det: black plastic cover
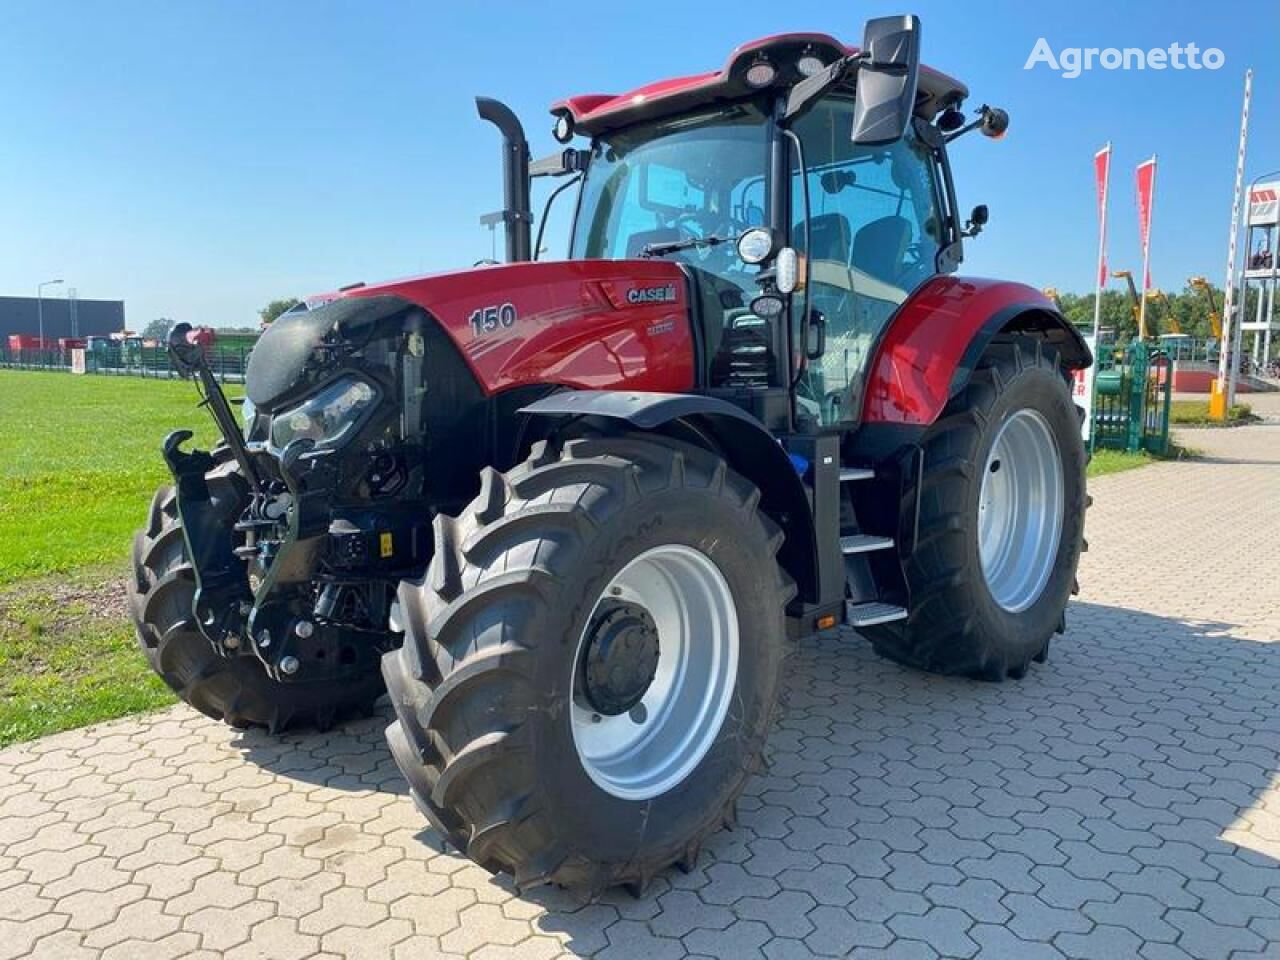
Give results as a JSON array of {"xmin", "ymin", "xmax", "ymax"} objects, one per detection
[{"xmin": 245, "ymin": 296, "xmax": 406, "ymax": 410}]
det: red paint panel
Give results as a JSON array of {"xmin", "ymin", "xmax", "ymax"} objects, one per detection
[
  {"xmin": 551, "ymin": 33, "xmax": 967, "ymax": 135},
  {"xmin": 344, "ymin": 261, "xmax": 695, "ymax": 396},
  {"xmin": 863, "ymin": 276, "xmax": 1057, "ymax": 425}
]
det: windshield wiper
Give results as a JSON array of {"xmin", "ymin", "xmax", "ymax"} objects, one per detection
[{"xmin": 640, "ymin": 234, "xmax": 731, "ymax": 258}]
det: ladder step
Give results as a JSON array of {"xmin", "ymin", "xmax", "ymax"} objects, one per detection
[
  {"xmin": 840, "ymin": 534, "xmax": 894, "ymax": 555},
  {"xmin": 846, "ymin": 601, "xmax": 908, "ymax": 627},
  {"xmin": 840, "ymin": 467, "xmax": 874, "ymax": 482}
]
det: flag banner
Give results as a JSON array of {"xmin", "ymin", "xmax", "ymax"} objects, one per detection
[
  {"xmin": 1137, "ymin": 156, "xmax": 1157, "ymax": 291},
  {"xmin": 1094, "ymin": 145, "xmax": 1111, "ymax": 287}
]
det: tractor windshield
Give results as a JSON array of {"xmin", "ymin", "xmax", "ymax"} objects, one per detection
[
  {"xmin": 572, "ymin": 103, "xmax": 772, "ymax": 379},
  {"xmin": 571, "ymin": 103, "xmax": 770, "ymax": 269}
]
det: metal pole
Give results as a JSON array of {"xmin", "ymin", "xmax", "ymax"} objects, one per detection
[
  {"xmin": 36, "ymin": 279, "xmax": 64, "ymax": 369},
  {"xmin": 1218, "ymin": 71, "xmax": 1253, "ymax": 413}
]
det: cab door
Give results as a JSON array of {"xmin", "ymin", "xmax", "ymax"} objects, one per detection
[{"xmin": 791, "ymin": 98, "xmax": 947, "ymax": 427}]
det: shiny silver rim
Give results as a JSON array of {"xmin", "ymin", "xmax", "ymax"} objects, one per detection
[
  {"xmin": 571, "ymin": 545, "xmax": 739, "ymax": 801},
  {"xmin": 978, "ymin": 409, "xmax": 1064, "ymax": 613}
]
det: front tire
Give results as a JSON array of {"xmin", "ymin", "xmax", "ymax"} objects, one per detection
[
  {"xmin": 127, "ymin": 463, "xmax": 384, "ymax": 732},
  {"xmin": 383, "ymin": 433, "xmax": 793, "ymax": 892},
  {"xmin": 865, "ymin": 336, "xmax": 1086, "ymax": 679}
]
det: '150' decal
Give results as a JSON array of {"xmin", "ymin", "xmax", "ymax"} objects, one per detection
[{"xmin": 469, "ymin": 302, "xmax": 517, "ymax": 337}]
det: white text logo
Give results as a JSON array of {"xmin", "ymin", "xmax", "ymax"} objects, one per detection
[{"xmin": 1025, "ymin": 38, "xmax": 1224, "ymax": 79}]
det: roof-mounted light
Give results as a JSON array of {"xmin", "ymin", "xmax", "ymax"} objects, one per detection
[
  {"xmin": 744, "ymin": 58, "xmax": 777, "ymax": 88},
  {"xmin": 797, "ymin": 51, "xmax": 826, "ymax": 77},
  {"xmin": 553, "ymin": 112, "xmax": 575, "ymax": 144}
]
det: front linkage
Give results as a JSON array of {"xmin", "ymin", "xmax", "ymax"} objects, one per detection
[{"xmin": 162, "ymin": 324, "xmax": 397, "ymax": 686}]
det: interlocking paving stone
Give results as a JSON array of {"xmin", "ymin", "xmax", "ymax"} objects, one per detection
[{"xmin": 3, "ymin": 413, "xmax": 1280, "ymax": 958}]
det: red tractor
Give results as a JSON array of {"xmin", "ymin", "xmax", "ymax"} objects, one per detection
[{"xmin": 129, "ymin": 15, "xmax": 1089, "ymax": 894}]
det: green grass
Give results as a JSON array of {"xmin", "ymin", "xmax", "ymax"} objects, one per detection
[
  {"xmin": 1088, "ymin": 449, "xmax": 1157, "ymax": 477},
  {"xmin": 0, "ymin": 370, "xmax": 208, "ymax": 744},
  {"xmin": 1169, "ymin": 400, "xmax": 1257, "ymax": 426},
  {"xmin": 0, "ymin": 567, "xmax": 174, "ymax": 747},
  {"xmin": 0, "ymin": 370, "xmax": 216, "ymax": 584},
  {"xmin": 1087, "ymin": 440, "xmax": 1200, "ymax": 478}
]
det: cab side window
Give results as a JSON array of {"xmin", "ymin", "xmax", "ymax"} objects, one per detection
[{"xmin": 792, "ymin": 98, "xmax": 944, "ymax": 424}]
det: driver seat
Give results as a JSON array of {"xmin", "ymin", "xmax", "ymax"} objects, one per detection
[{"xmin": 851, "ymin": 215, "xmax": 911, "ymax": 288}]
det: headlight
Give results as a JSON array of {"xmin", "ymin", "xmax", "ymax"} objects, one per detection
[{"xmin": 269, "ymin": 377, "xmax": 377, "ymax": 453}]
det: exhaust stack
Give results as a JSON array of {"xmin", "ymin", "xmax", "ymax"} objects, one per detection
[{"xmin": 476, "ymin": 97, "xmax": 532, "ymax": 263}]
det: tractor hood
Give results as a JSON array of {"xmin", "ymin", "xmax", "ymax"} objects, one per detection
[{"xmin": 327, "ymin": 260, "xmax": 699, "ymax": 397}]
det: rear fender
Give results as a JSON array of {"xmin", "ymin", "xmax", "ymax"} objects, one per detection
[
  {"xmin": 519, "ymin": 391, "xmax": 819, "ymax": 603},
  {"xmin": 862, "ymin": 276, "xmax": 1092, "ymax": 425}
]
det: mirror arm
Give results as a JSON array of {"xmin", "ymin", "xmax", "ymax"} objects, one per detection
[
  {"xmin": 784, "ymin": 55, "xmax": 858, "ymax": 123},
  {"xmin": 533, "ymin": 174, "xmax": 582, "ymax": 261},
  {"xmin": 530, "ymin": 148, "xmax": 590, "ymax": 178}
]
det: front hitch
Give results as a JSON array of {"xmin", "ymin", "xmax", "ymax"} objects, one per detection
[
  {"xmin": 162, "ymin": 430, "xmax": 254, "ymax": 652},
  {"xmin": 167, "ymin": 322, "xmax": 262, "ymax": 496}
]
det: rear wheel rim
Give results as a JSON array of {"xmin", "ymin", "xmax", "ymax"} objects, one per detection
[
  {"xmin": 571, "ymin": 545, "xmax": 739, "ymax": 801},
  {"xmin": 978, "ymin": 408, "xmax": 1064, "ymax": 613}
]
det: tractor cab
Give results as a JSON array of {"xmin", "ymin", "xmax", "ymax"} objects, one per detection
[{"xmin": 501, "ymin": 27, "xmax": 985, "ymax": 433}]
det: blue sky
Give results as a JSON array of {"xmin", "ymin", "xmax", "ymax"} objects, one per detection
[{"xmin": 0, "ymin": 1, "xmax": 1275, "ymax": 329}]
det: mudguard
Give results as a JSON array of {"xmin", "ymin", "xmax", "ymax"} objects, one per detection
[
  {"xmin": 520, "ymin": 390, "xmax": 820, "ymax": 604},
  {"xmin": 862, "ymin": 276, "xmax": 1092, "ymax": 425}
]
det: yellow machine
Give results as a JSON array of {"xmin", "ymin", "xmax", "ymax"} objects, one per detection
[
  {"xmin": 1148, "ymin": 290, "xmax": 1180, "ymax": 335},
  {"xmin": 1188, "ymin": 276, "xmax": 1224, "ymax": 339},
  {"xmin": 1111, "ymin": 270, "xmax": 1149, "ymax": 338},
  {"xmin": 1189, "ymin": 276, "xmax": 1228, "ymax": 420}
]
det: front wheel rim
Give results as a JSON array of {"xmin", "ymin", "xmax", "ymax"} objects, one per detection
[
  {"xmin": 978, "ymin": 408, "xmax": 1065, "ymax": 613},
  {"xmin": 571, "ymin": 545, "xmax": 740, "ymax": 801}
]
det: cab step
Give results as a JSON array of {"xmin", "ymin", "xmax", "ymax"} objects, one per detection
[
  {"xmin": 845, "ymin": 601, "xmax": 908, "ymax": 627},
  {"xmin": 839, "ymin": 467, "xmax": 875, "ymax": 482},
  {"xmin": 840, "ymin": 534, "xmax": 895, "ymax": 555}
]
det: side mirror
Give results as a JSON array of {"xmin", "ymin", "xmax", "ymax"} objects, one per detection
[
  {"xmin": 964, "ymin": 204, "xmax": 989, "ymax": 238},
  {"xmin": 980, "ymin": 107, "xmax": 1009, "ymax": 139},
  {"xmin": 850, "ymin": 14, "xmax": 922, "ymax": 146}
]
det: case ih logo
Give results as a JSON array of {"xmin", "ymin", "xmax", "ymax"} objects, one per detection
[{"xmin": 627, "ymin": 284, "xmax": 677, "ymax": 305}]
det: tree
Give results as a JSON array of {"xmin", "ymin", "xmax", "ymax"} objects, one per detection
[
  {"xmin": 141, "ymin": 317, "xmax": 173, "ymax": 339},
  {"xmin": 258, "ymin": 298, "xmax": 301, "ymax": 325}
]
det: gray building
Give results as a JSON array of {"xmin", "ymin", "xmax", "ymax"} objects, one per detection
[{"xmin": 0, "ymin": 295, "xmax": 126, "ymax": 339}]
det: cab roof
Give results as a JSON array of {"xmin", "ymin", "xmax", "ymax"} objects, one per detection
[{"xmin": 550, "ymin": 32, "xmax": 968, "ymax": 137}]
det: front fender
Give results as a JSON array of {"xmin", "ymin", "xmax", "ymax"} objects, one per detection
[
  {"xmin": 862, "ymin": 276, "xmax": 1092, "ymax": 425},
  {"xmin": 520, "ymin": 390, "xmax": 819, "ymax": 604}
]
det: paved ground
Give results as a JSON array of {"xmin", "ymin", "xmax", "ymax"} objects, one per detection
[{"xmin": 3, "ymin": 416, "xmax": 1279, "ymax": 960}]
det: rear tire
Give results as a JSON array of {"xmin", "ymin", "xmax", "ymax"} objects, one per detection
[
  {"xmin": 127, "ymin": 461, "xmax": 384, "ymax": 732},
  {"xmin": 383, "ymin": 433, "xmax": 794, "ymax": 893},
  {"xmin": 865, "ymin": 336, "xmax": 1086, "ymax": 679}
]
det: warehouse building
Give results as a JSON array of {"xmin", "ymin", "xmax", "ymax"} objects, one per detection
[{"xmin": 0, "ymin": 295, "xmax": 126, "ymax": 339}]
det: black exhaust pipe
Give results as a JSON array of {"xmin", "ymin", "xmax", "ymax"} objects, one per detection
[{"xmin": 476, "ymin": 97, "xmax": 532, "ymax": 263}]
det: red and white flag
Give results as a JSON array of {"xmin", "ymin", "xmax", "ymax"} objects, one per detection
[
  {"xmin": 1093, "ymin": 144, "xmax": 1111, "ymax": 288},
  {"xmin": 1136, "ymin": 156, "xmax": 1158, "ymax": 291}
]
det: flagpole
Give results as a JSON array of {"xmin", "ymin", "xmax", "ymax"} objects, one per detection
[
  {"xmin": 1092, "ymin": 143, "xmax": 1111, "ymax": 343},
  {"xmin": 1138, "ymin": 155, "xmax": 1156, "ymax": 341}
]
